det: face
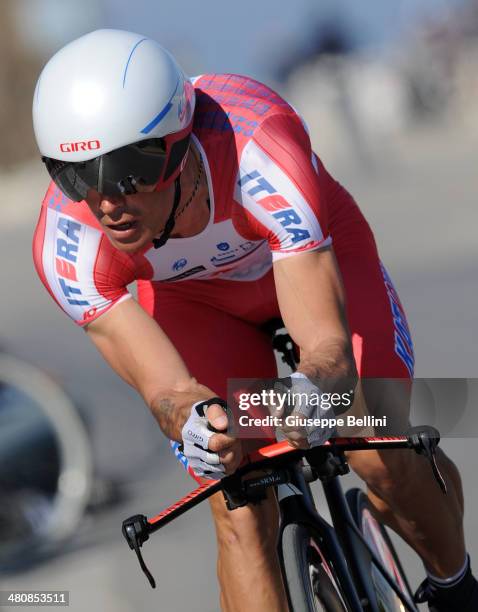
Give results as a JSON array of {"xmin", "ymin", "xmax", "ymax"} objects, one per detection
[{"xmin": 85, "ymin": 183, "xmax": 174, "ymax": 253}]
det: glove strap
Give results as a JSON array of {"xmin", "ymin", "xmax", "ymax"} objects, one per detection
[{"xmin": 192, "ymin": 397, "xmax": 228, "ymax": 418}]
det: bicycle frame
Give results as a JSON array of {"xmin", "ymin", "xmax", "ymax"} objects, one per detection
[
  {"xmin": 275, "ymin": 459, "xmax": 363, "ymax": 611},
  {"xmin": 122, "ymin": 429, "xmax": 445, "ymax": 611},
  {"xmin": 275, "ymin": 457, "xmax": 417, "ymax": 611}
]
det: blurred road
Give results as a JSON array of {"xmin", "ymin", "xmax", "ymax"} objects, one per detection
[{"xmin": 0, "ymin": 120, "xmax": 477, "ymax": 611}]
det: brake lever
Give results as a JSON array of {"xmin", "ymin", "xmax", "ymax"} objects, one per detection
[
  {"xmin": 122, "ymin": 514, "xmax": 156, "ymax": 588},
  {"xmin": 272, "ymin": 333, "xmax": 298, "ymax": 370},
  {"xmin": 408, "ymin": 426, "xmax": 447, "ymax": 494}
]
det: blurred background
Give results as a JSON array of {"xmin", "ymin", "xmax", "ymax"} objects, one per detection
[{"xmin": 0, "ymin": 0, "xmax": 477, "ymax": 610}]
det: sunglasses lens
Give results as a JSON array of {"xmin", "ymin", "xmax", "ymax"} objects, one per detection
[{"xmin": 43, "ymin": 138, "xmax": 168, "ymax": 200}]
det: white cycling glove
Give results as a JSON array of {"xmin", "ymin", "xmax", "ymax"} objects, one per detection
[
  {"xmin": 180, "ymin": 397, "xmax": 229, "ymax": 480},
  {"xmin": 274, "ymin": 372, "xmax": 336, "ymax": 447}
]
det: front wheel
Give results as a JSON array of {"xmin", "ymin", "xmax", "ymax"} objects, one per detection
[
  {"xmin": 346, "ymin": 488, "xmax": 415, "ymax": 611},
  {"xmin": 281, "ymin": 523, "xmax": 348, "ymax": 612}
]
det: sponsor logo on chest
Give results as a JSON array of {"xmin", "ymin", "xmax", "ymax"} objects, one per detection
[{"xmin": 210, "ymin": 240, "xmax": 261, "ymax": 267}]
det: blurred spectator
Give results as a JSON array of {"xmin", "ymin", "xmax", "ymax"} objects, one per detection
[
  {"xmin": 402, "ymin": 0, "xmax": 478, "ymax": 123},
  {"xmin": 273, "ymin": 18, "xmax": 355, "ymax": 83}
]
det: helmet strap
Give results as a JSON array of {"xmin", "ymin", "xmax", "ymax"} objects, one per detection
[
  {"xmin": 98, "ymin": 155, "xmax": 105, "ymax": 193},
  {"xmin": 152, "ymin": 177, "xmax": 181, "ymax": 249}
]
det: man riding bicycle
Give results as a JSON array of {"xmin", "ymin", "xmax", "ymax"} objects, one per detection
[{"xmin": 32, "ymin": 29, "xmax": 477, "ymax": 611}]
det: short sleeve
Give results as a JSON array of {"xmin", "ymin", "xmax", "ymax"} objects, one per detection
[
  {"xmin": 32, "ymin": 193, "xmax": 136, "ymax": 326},
  {"xmin": 233, "ymin": 112, "xmax": 331, "ymax": 260}
]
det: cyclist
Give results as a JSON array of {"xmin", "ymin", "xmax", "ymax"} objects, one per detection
[{"xmin": 32, "ymin": 29, "xmax": 477, "ymax": 611}]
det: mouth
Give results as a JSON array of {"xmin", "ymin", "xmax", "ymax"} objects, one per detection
[{"xmin": 105, "ymin": 220, "xmax": 139, "ymax": 241}]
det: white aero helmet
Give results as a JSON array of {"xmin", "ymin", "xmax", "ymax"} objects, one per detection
[{"xmin": 33, "ymin": 29, "xmax": 195, "ymax": 201}]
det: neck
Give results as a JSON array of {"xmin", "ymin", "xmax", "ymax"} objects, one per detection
[{"xmin": 170, "ymin": 143, "xmax": 210, "ymax": 238}]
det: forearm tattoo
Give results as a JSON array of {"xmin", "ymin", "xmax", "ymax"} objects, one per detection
[{"xmin": 153, "ymin": 397, "xmax": 186, "ymax": 441}]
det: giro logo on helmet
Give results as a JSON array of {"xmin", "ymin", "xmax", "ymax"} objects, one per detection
[{"xmin": 60, "ymin": 140, "xmax": 101, "ymax": 153}]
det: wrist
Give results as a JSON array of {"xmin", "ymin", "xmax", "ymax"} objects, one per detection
[
  {"xmin": 291, "ymin": 371, "xmax": 310, "ymax": 381},
  {"xmin": 291, "ymin": 371, "xmax": 322, "ymax": 394}
]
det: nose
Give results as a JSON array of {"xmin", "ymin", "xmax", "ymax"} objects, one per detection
[{"xmin": 98, "ymin": 194, "xmax": 125, "ymax": 219}]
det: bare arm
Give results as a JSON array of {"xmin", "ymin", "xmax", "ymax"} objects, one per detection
[
  {"xmin": 84, "ymin": 298, "xmax": 215, "ymax": 441},
  {"xmin": 273, "ymin": 247, "xmax": 376, "ymax": 443},
  {"xmin": 273, "ymin": 246, "xmax": 357, "ymax": 391}
]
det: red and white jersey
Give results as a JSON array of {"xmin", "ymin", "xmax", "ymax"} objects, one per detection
[{"xmin": 33, "ymin": 74, "xmax": 371, "ymax": 327}]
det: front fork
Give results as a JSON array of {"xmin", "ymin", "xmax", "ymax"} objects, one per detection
[{"xmin": 277, "ymin": 462, "xmax": 364, "ymax": 612}]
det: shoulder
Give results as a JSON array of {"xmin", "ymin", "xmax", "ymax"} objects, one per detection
[
  {"xmin": 188, "ymin": 76, "xmax": 331, "ymax": 255},
  {"xmin": 231, "ymin": 107, "xmax": 332, "ymax": 257},
  {"xmin": 39, "ymin": 181, "xmax": 103, "ymax": 227},
  {"xmin": 191, "ymin": 73, "xmax": 297, "ymax": 136},
  {"xmin": 33, "ymin": 182, "xmax": 149, "ymax": 326},
  {"xmin": 191, "ymin": 74, "xmax": 315, "ymax": 213},
  {"xmin": 191, "ymin": 73, "xmax": 320, "ymax": 170}
]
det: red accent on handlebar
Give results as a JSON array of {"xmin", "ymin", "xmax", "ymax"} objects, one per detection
[
  {"xmin": 147, "ymin": 480, "xmax": 218, "ymax": 526},
  {"xmin": 146, "ymin": 436, "xmax": 410, "ymax": 529},
  {"xmin": 245, "ymin": 440, "xmax": 295, "ymax": 462},
  {"xmin": 245, "ymin": 436, "xmax": 409, "ymax": 464}
]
